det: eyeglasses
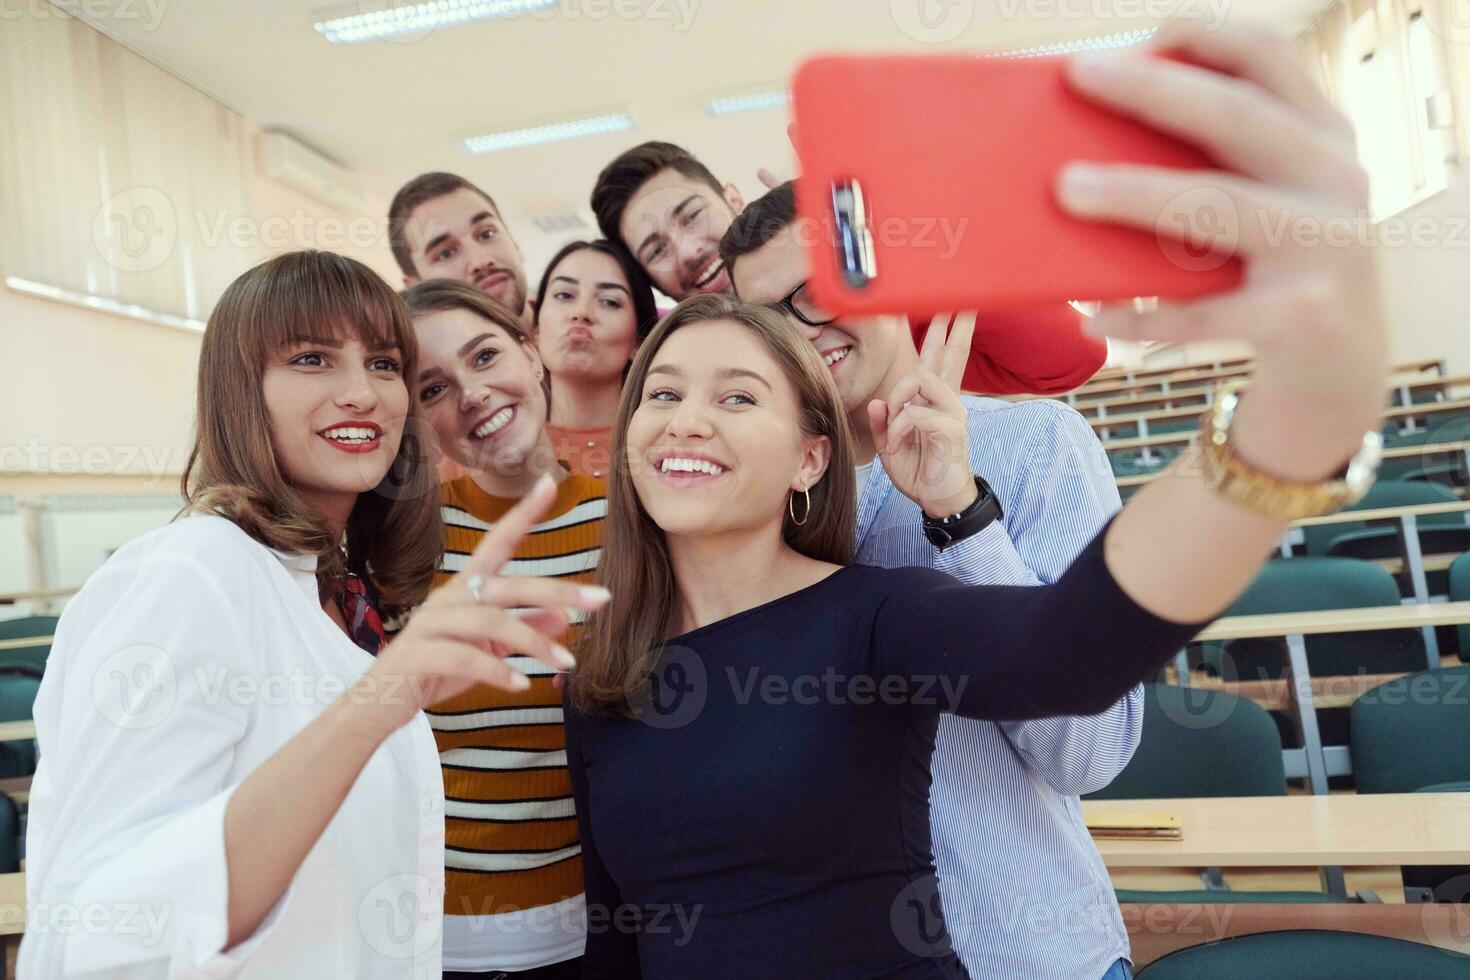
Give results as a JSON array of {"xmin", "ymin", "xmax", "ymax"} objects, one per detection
[{"xmin": 769, "ymin": 281, "xmax": 836, "ymax": 328}]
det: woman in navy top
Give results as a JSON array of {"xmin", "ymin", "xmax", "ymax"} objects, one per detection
[{"xmin": 564, "ymin": 26, "xmax": 1387, "ymax": 977}]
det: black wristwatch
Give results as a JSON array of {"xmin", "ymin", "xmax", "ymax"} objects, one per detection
[{"xmin": 922, "ymin": 475, "xmax": 1003, "ymax": 550}]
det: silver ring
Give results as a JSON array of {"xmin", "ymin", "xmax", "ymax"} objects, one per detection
[{"xmin": 466, "ymin": 574, "xmax": 486, "ymax": 603}]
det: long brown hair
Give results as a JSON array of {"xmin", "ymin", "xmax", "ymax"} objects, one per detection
[
  {"xmin": 182, "ymin": 250, "xmax": 442, "ymax": 620},
  {"xmin": 570, "ymin": 294, "xmax": 856, "ymax": 716}
]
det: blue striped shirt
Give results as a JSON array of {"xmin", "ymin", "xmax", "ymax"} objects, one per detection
[{"xmin": 855, "ymin": 394, "xmax": 1140, "ymax": 980}]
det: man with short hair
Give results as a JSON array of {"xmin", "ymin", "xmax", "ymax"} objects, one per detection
[
  {"xmin": 388, "ymin": 171, "xmax": 532, "ymax": 328},
  {"xmin": 591, "ymin": 140, "xmax": 742, "ymax": 301},
  {"xmin": 592, "ymin": 139, "xmax": 1108, "ymax": 396},
  {"xmin": 721, "ymin": 180, "xmax": 1139, "ymax": 980}
]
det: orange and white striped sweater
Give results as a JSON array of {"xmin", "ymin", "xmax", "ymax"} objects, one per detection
[{"xmin": 430, "ymin": 471, "xmax": 606, "ymax": 970}]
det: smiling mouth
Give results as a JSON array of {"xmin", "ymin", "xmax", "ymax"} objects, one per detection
[
  {"xmin": 821, "ymin": 346, "xmax": 852, "ymax": 369},
  {"xmin": 319, "ymin": 424, "xmax": 383, "ymax": 453},
  {"xmin": 471, "ymin": 406, "xmax": 515, "ymax": 441},
  {"xmin": 656, "ymin": 455, "xmax": 728, "ymax": 486},
  {"xmin": 689, "ymin": 257, "xmax": 725, "ymax": 291}
]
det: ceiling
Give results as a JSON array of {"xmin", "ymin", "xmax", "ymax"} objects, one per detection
[{"xmin": 79, "ymin": 0, "xmax": 1336, "ymax": 270}]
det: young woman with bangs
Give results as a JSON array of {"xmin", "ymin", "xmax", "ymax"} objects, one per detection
[
  {"xmin": 531, "ymin": 240, "xmax": 659, "ymax": 480},
  {"xmin": 404, "ymin": 278, "xmax": 612, "ymax": 979},
  {"xmin": 21, "ymin": 250, "xmax": 608, "ymax": 978}
]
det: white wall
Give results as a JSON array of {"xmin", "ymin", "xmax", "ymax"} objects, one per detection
[{"xmin": 1377, "ymin": 166, "xmax": 1470, "ymax": 377}]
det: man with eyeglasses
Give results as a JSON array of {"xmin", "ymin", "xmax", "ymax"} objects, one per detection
[
  {"xmin": 721, "ymin": 180, "xmax": 1139, "ymax": 980},
  {"xmin": 589, "ymin": 139, "xmax": 1107, "ymax": 396}
]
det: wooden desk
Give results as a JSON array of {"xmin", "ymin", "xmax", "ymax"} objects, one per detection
[
  {"xmin": 1070, "ymin": 384, "xmax": 1217, "ymax": 417},
  {"xmin": 1073, "ymin": 383, "xmax": 1218, "ymax": 415},
  {"xmin": 1088, "ymin": 355, "xmax": 1255, "ymax": 385},
  {"xmin": 1391, "ymin": 372, "xmax": 1470, "ymax": 401},
  {"xmin": 1072, "ymin": 357, "xmax": 1440, "ymax": 399},
  {"xmin": 1086, "ymin": 793, "xmax": 1470, "ymax": 868},
  {"xmin": 0, "ymin": 588, "xmax": 75, "ymax": 606},
  {"xmin": 1291, "ymin": 499, "xmax": 1470, "ymax": 528},
  {"xmin": 0, "ymin": 872, "xmax": 22, "ymax": 937},
  {"xmin": 1093, "ymin": 404, "xmax": 1207, "ymax": 435},
  {"xmin": 1122, "ymin": 902, "xmax": 1470, "ymax": 967},
  {"xmin": 1197, "ymin": 601, "xmax": 1470, "ymax": 643},
  {"xmin": 1288, "ymin": 497, "xmax": 1470, "ymax": 662},
  {"xmin": 1186, "ymin": 671, "xmax": 1410, "ymax": 712},
  {"xmin": 1071, "ymin": 365, "xmax": 1255, "ymax": 401},
  {"xmin": 0, "ymin": 637, "xmax": 50, "ymax": 653},
  {"xmin": 0, "ymin": 722, "xmax": 35, "ymax": 744},
  {"xmin": 1185, "ymin": 603, "xmax": 1470, "ymax": 796},
  {"xmin": 1093, "ymin": 388, "xmax": 1470, "ymax": 437},
  {"xmin": 1384, "ymin": 397, "xmax": 1470, "ymax": 424},
  {"xmin": 1114, "ymin": 441, "xmax": 1470, "ymax": 490},
  {"xmin": 1104, "ymin": 429, "xmax": 1197, "ymax": 453},
  {"xmin": 1108, "ymin": 407, "xmax": 1470, "ymax": 454}
]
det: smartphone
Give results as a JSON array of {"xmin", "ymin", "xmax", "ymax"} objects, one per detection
[{"xmin": 790, "ymin": 53, "xmax": 1244, "ymax": 316}]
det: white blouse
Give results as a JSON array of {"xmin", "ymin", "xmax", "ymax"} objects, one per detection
[{"xmin": 19, "ymin": 515, "xmax": 445, "ymax": 978}]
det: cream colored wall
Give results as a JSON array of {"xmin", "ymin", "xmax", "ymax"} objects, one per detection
[
  {"xmin": 0, "ymin": 287, "xmax": 199, "ymax": 493},
  {"xmin": 1377, "ymin": 167, "xmax": 1470, "ymax": 377},
  {"xmin": 0, "ymin": 122, "xmax": 396, "ymax": 498}
]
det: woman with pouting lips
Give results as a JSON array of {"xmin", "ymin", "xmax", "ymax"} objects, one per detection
[
  {"xmin": 532, "ymin": 240, "xmax": 659, "ymax": 480},
  {"xmin": 20, "ymin": 251, "xmax": 608, "ymax": 978}
]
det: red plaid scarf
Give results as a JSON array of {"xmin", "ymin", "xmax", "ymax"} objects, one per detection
[{"xmin": 338, "ymin": 572, "xmax": 387, "ymax": 656}]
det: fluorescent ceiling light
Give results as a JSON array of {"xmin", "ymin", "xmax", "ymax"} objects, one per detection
[
  {"xmin": 314, "ymin": 0, "xmax": 556, "ymax": 45},
  {"xmin": 705, "ymin": 90, "xmax": 791, "ymax": 117},
  {"xmin": 991, "ymin": 28, "xmax": 1157, "ymax": 58},
  {"xmin": 6, "ymin": 276, "xmax": 205, "ymax": 333},
  {"xmin": 462, "ymin": 112, "xmax": 635, "ymax": 154}
]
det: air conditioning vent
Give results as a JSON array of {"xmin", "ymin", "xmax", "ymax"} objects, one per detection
[
  {"xmin": 257, "ymin": 131, "xmax": 365, "ymax": 214},
  {"xmin": 530, "ymin": 210, "xmax": 591, "ymax": 234}
]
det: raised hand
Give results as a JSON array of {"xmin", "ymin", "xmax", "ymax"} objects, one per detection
[
  {"xmin": 868, "ymin": 312, "xmax": 980, "ymax": 517},
  {"xmin": 346, "ymin": 475, "xmax": 611, "ymax": 738},
  {"xmin": 1057, "ymin": 21, "xmax": 1388, "ymax": 481}
]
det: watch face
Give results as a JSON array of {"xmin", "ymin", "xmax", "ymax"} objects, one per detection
[{"xmin": 924, "ymin": 526, "xmax": 951, "ymax": 548}]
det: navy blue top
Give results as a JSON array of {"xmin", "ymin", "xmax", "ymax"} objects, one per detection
[{"xmin": 565, "ymin": 523, "xmax": 1204, "ymax": 978}]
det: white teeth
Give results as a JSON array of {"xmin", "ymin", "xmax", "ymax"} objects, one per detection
[
  {"xmin": 692, "ymin": 258, "xmax": 724, "ymax": 288},
  {"xmin": 822, "ymin": 348, "xmax": 850, "ymax": 368},
  {"xmin": 659, "ymin": 457, "xmax": 725, "ymax": 476},
  {"xmin": 324, "ymin": 426, "xmax": 378, "ymax": 443},
  {"xmin": 473, "ymin": 407, "xmax": 514, "ymax": 439}
]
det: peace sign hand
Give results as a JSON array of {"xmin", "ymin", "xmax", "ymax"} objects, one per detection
[
  {"xmin": 344, "ymin": 475, "xmax": 611, "ymax": 740},
  {"xmin": 868, "ymin": 312, "xmax": 981, "ymax": 518}
]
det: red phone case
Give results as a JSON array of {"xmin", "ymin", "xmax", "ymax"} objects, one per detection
[{"xmin": 791, "ymin": 53, "xmax": 1243, "ymax": 315}]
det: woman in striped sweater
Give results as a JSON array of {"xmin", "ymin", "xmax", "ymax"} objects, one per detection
[{"xmin": 405, "ymin": 279, "xmax": 607, "ymax": 979}]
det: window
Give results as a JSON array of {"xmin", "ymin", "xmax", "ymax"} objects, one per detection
[{"xmin": 1339, "ymin": 2, "xmax": 1450, "ymax": 217}]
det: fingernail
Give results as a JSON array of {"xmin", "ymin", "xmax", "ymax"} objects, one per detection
[
  {"xmin": 536, "ymin": 473, "xmax": 555, "ymax": 492},
  {"xmin": 1071, "ymin": 52, "xmax": 1119, "ymax": 84},
  {"xmin": 511, "ymin": 672, "xmax": 532, "ymax": 691},
  {"xmin": 554, "ymin": 644, "xmax": 577, "ymax": 669},
  {"xmin": 580, "ymin": 586, "xmax": 613, "ymax": 605},
  {"xmin": 1057, "ymin": 163, "xmax": 1107, "ymax": 211}
]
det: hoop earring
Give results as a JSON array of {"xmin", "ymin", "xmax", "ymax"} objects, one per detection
[{"xmin": 789, "ymin": 484, "xmax": 812, "ymax": 527}]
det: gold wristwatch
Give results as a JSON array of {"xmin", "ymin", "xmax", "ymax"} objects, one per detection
[{"xmin": 1198, "ymin": 381, "xmax": 1382, "ymax": 521}]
